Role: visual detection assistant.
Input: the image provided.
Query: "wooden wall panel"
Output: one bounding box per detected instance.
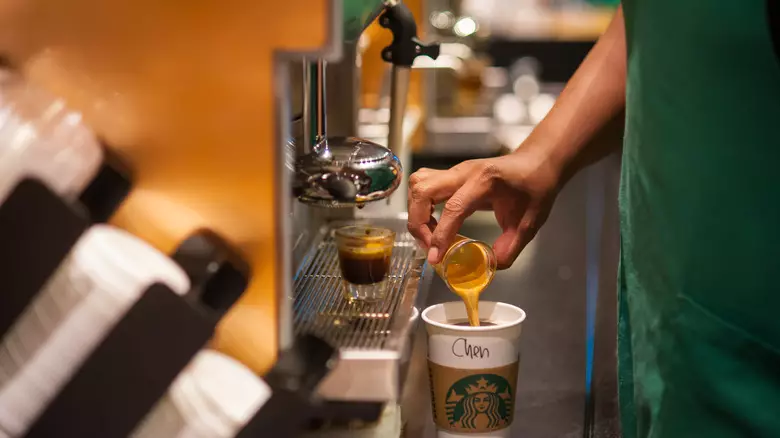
[0,0,336,374]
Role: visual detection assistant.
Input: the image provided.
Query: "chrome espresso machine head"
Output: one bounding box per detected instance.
[294,135,402,206]
[286,0,441,407]
[293,0,439,208]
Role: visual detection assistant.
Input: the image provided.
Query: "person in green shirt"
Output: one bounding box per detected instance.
[407,2,780,437]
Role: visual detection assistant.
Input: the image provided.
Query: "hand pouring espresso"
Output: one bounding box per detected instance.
[431,235,498,326]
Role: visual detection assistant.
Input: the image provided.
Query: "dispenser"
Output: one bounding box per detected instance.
[0,0,440,414]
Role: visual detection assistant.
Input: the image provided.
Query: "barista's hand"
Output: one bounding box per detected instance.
[407,147,562,269]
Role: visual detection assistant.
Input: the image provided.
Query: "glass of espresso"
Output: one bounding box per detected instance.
[334,225,395,302]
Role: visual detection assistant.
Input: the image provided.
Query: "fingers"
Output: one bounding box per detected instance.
[410,209,438,247]
[415,215,439,249]
[407,167,469,247]
[407,191,433,247]
[475,199,493,211]
[429,169,497,263]
[492,204,545,269]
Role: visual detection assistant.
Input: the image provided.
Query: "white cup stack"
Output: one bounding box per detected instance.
[132,350,272,438]
[0,75,103,205]
[0,225,191,437]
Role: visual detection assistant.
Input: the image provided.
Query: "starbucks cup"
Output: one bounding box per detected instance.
[422,302,526,438]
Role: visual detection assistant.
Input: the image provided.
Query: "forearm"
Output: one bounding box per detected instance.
[523,5,626,182]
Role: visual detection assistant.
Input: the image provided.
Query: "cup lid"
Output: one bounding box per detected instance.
[169,375,226,436]
[0,78,103,201]
[171,350,271,434]
[71,225,190,302]
[188,350,271,423]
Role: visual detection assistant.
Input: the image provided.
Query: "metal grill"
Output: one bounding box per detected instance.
[293,225,421,350]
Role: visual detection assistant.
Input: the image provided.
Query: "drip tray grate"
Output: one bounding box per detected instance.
[293,222,423,350]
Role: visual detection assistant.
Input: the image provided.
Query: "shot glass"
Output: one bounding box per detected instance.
[422,301,526,438]
[431,235,498,325]
[334,225,395,302]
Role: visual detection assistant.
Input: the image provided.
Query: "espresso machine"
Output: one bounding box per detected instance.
[0,0,438,434]
[289,0,441,415]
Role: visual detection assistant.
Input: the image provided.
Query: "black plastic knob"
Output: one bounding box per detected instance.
[378,3,441,67]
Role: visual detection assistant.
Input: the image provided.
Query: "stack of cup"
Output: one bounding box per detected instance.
[0,74,103,204]
[132,350,272,438]
[0,225,191,437]
[422,302,526,438]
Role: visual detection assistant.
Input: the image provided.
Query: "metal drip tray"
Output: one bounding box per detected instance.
[293,219,431,402]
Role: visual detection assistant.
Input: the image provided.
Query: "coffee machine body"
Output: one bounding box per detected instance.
[0,0,433,404]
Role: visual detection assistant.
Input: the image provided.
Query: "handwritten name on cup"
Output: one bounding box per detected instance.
[429,335,516,369]
[452,337,490,360]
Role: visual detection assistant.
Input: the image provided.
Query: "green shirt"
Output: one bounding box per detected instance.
[619,1,780,437]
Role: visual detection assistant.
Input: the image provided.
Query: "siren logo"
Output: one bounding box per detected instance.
[445,374,513,431]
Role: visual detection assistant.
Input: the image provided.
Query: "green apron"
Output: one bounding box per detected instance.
[619,1,780,437]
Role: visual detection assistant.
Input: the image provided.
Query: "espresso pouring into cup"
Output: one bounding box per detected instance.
[431,236,498,326]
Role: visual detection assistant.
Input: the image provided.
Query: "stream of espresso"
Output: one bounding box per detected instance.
[433,236,494,326]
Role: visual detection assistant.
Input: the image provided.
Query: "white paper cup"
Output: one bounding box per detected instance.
[0,77,102,205]
[0,225,190,436]
[132,350,272,438]
[422,302,526,438]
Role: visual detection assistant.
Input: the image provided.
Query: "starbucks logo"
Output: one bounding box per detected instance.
[445,374,513,431]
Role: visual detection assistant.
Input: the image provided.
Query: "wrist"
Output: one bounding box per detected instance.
[514,125,577,184]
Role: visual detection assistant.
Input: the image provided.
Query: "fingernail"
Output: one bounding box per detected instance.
[428,247,439,264]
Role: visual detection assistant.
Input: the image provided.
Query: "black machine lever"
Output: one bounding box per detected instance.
[379,2,441,67]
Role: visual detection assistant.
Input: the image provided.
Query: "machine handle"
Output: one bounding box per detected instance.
[379,2,441,67]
